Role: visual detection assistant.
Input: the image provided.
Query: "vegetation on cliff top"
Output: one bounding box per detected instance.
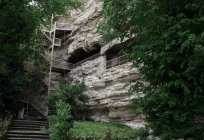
[99,0,204,139]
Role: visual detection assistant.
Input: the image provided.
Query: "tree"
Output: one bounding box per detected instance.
[47,81,88,119]
[99,0,204,139]
[47,81,87,140]
[48,100,73,140]
[0,0,81,108]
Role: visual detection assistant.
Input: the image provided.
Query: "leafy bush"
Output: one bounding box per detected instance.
[47,81,88,119]
[49,100,73,140]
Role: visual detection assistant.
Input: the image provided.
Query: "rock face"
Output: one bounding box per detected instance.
[48,0,145,129]
[65,0,103,56]
[69,57,145,128]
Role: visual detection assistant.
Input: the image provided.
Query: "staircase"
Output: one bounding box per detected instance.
[41,29,62,47]
[6,119,49,140]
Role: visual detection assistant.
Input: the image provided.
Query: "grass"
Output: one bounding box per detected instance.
[71,121,148,139]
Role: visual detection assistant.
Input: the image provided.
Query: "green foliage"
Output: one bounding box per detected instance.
[48,81,88,119]
[49,100,73,140]
[0,0,81,109]
[71,121,148,139]
[100,0,204,139]
[0,45,27,106]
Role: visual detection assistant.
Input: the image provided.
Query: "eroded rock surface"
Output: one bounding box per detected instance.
[66,0,103,56]
[69,56,145,128]
[48,0,145,129]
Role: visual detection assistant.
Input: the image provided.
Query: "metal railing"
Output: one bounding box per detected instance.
[54,37,61,46]
[56,23,72,29]
[46,32,61,46]
[41,53,101,70]
[42,30,62,46]
[52,59,73,70]
[71,53,101,69]
[46,54,128,70]
[17,93,47,116]
[106,55,129,69]
[40,25,49,32]
[51,22,72,31]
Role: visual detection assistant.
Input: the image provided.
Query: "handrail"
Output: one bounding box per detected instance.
[106,55,129,69]
[41,28,62,46]
[51,22,72,31]
[48,33,61,45]
[40,25,49,32]
[54,37,61,46]
[41,53,129,70]
[71,53,101,69]
[46,54,128,70]
[52,60,73,70]
[56,23,71,27]
[106,54,128,63]
[16,93,47,116]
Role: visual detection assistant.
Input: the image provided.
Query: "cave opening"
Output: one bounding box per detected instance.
[106,44,125,61]
[68,44,101,64]
[105,43,129,69]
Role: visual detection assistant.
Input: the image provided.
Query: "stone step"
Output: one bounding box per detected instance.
[10,126,47,131]
[24,116,47,121]
[12,119,48,124]
[7,138,49,140]
[7,134,49,139]
[6,119,50,140]
[11,124,48,128]
[11,121,48,125]
[8,130,48,135]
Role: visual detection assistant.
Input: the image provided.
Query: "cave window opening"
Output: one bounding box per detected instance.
[106,45,128,69]
[68,44,101,68]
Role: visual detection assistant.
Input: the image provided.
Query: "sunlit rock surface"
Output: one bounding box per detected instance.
[50,0,145,129]
[69,57,145,129]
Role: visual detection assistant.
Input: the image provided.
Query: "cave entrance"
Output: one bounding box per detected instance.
[105,43,128,69]
[68,44,101,65]
[106,43,125,61]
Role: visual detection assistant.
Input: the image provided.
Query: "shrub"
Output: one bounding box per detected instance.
[47,81,88,119]
[48,100,73,140]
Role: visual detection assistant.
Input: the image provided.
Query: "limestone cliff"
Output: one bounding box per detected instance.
[48,0,145,129]
[69,58,145,128]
